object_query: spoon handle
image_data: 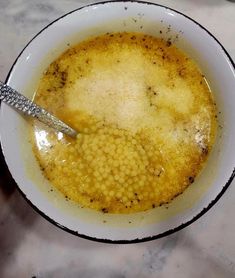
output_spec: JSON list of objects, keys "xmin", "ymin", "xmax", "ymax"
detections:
[{"xmin": 0, "ymin": 81, "xmax": 77, "ymax": 138}]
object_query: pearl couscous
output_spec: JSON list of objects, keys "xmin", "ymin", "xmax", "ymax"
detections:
[{"xmin": 32, "ymin": 32, "xmax": 217, "ymax": 213}]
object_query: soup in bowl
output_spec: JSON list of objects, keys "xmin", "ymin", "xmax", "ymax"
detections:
[{"xmin": 1, "ymin": 1, "xmax": 235, "ymax": 242}]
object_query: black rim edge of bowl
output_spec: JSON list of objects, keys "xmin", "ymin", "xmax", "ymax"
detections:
[{"xmin": 1, "ymin": 0, "xmax": 235, "ymax": 244}]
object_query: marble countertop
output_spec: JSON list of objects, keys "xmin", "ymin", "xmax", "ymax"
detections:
[{"xmin": 0, "ymin": 1, "xmax": 235, "ymax": 277}]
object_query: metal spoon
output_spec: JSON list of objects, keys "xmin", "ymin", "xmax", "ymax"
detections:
[{"xmin": 0, "ymin": 81, "xmax": 77, "ymax": 138}]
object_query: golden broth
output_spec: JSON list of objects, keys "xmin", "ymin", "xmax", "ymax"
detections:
[{"xmin": 32, "ymin": 32, "xmax": 217, "ymax": 213}]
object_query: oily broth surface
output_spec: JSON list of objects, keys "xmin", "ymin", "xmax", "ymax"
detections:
[{"xmin": 33, "ymin": 32, "xmax": 217, "ymax": 213}]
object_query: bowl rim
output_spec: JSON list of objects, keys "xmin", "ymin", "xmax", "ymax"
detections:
[{"xmin": 1, "ymin": 0, "xmax": 235, "ymax": 244}]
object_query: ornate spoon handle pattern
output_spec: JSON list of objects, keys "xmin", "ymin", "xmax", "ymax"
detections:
[{"xmin": 0, "ymin": 81, "xmax": 77, "ymax": 138}]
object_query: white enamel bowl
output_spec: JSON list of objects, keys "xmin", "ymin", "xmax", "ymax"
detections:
[{"xmin": 1, "ymin": 1, "xmax": 235, "ymax": 243}]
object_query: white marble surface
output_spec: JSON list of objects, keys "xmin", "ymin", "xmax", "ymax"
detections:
[{"xmin": 0, "ymin": 0, "xmax": 235, "ymax": 277}]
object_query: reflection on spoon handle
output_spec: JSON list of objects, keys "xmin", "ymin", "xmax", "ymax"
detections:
[{"xmin": 0, "ymin": 81, "xmax": 78, "ymax": 138}]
